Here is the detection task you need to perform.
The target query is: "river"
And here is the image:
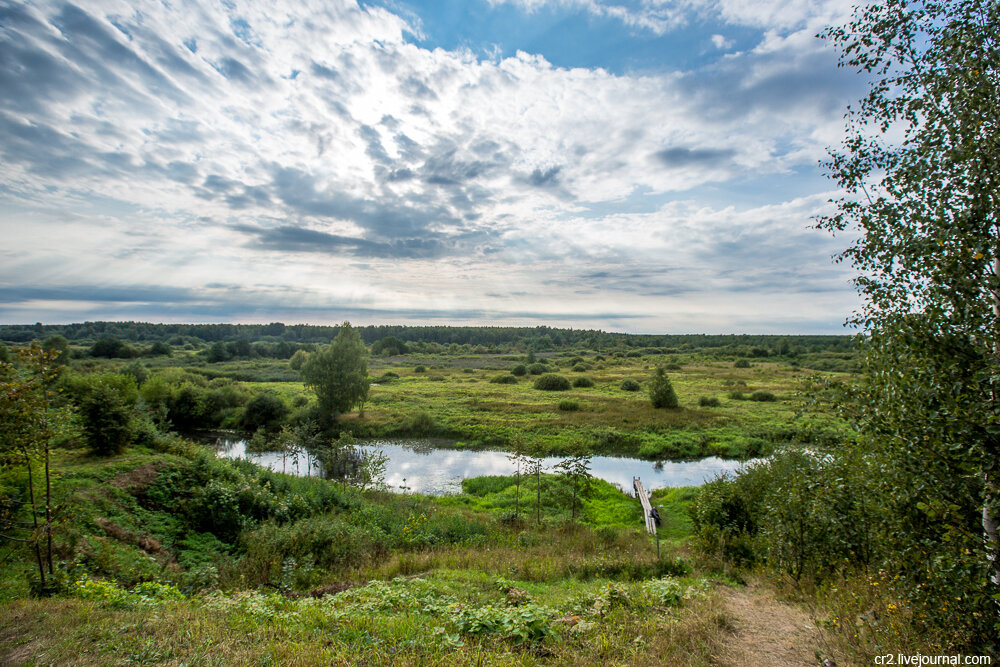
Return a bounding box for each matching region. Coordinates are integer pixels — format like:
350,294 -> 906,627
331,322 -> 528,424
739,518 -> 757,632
211,436 -> 756,495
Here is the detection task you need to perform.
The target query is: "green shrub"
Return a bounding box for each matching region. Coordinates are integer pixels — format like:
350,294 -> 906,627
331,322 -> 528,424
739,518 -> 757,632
733,359 -> 751,368
453,603 -> 556,644
749,390 -> 777,402
557,399 -> 580,411
428,375 -> 446,382
663,362 -> 682,370
511,364 -> 527,376
698,396 -> 721,407
620,379 -> 641,392
533,374 -> 570,391
490,375 -> 518,384
239,392 -> 289,432
78,375 -> 139,455
571,363 -> 589,372
377,371 -> 399,383
414,365 -> 427,373
642,577 -> 685,607
409,410 -> 435,434
728,390 -> 746,400
572,376 -> 594,388
528,363 -> 549,375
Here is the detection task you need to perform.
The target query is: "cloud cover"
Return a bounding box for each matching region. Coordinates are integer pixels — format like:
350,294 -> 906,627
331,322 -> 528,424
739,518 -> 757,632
0,0 -> 864,332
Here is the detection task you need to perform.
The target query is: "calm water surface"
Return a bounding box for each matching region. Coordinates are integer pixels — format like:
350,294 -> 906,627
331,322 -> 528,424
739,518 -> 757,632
212,437 -> 755,496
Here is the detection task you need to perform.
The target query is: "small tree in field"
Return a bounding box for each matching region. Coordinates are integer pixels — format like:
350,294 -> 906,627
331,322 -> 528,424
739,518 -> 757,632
555,453 -> 593,521
648,366 -> 679,409
0,345 -> 64,593
300,322 -> 369,424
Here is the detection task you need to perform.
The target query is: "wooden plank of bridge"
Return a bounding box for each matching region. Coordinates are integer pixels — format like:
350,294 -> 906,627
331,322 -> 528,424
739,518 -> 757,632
633,476 -> 657,535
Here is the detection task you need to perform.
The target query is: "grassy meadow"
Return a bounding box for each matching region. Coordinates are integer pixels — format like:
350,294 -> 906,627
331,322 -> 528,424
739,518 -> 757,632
78,344 -> 852,460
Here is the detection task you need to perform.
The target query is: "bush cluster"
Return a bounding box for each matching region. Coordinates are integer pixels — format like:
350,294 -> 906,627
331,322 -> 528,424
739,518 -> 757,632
620,379 -> 641,392
533,374 -> 570,391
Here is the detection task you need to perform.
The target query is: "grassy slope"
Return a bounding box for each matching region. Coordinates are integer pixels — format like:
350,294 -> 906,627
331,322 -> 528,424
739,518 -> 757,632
0,445 -> 739,666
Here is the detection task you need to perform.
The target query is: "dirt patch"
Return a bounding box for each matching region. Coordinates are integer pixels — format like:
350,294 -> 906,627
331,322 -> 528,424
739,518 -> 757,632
93,517 -> 170,559
309,581 -> 362,598
715,582 -> 840,667
110,463 -> 159,494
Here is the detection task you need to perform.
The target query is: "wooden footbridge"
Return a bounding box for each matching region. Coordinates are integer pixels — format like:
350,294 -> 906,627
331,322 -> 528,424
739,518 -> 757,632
632,476 -> 658,536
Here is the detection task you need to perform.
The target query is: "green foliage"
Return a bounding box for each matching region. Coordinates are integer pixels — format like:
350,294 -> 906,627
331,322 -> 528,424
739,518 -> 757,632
300,322 -> 370,422
288,349 -> 309,371
554,454 -> 593,520
413,365 -> 427,373
490,374 -> 518,384
748,390 -> 776,402
148,341 -> 172,357
698,396 -> 721,407
527,363 -> 548,375
814,0 -> 1000,648
78,374 -> 139,456
89,337 -> 139,359
733,359 -> 751,368
532,374 -> 570,391
239,392 -> 289,433
42,335 -> 70,365
72,579 -> 185,609
557,399 -> 580,412
571,376 -> 594,388
453,603 -> 556,644
370,336 -> 409,356
510,364 -> 527,376
648,367 -> 679,409
408,410 -> 436,435
692,450 -> 881,585
119,360 -> 149,386
619,379 -> 640,392
640,577 -> 684,607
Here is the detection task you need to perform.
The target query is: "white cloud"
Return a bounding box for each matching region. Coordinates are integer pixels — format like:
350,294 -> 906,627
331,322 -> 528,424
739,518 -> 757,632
711,33 -> 733,49
0,0 -> 862,332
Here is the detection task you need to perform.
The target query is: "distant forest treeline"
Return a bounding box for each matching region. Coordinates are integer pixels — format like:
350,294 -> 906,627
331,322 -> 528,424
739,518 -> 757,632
0,321 -> 853,355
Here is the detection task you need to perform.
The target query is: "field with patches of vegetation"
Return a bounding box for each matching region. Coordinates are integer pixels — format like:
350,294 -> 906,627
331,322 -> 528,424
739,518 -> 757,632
3,326 -> 941,664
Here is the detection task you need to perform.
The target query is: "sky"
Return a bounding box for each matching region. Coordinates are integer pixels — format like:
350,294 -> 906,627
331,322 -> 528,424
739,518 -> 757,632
0,0 -> 867,334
